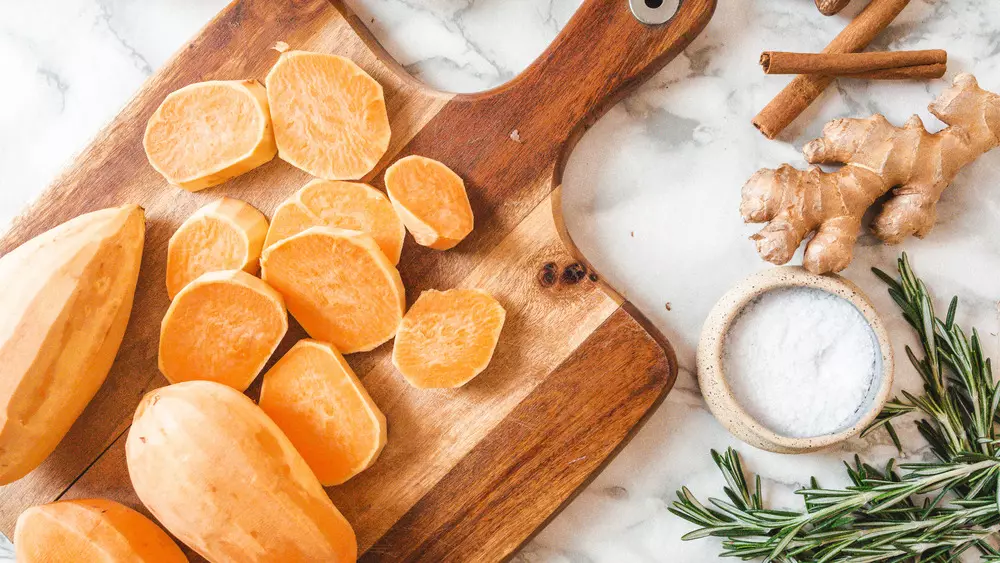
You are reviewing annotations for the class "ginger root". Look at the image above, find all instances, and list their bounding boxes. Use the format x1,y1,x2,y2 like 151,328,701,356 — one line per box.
741,74,1000,274
815,0,852,16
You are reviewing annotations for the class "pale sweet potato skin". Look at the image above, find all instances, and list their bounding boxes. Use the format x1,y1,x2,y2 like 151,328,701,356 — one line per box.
0,206,145,485
15,498,187,562
127,381,357,562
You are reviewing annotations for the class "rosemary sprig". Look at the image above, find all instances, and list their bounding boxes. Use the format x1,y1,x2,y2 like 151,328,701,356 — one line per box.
865,254,999,459
670,254,1000,562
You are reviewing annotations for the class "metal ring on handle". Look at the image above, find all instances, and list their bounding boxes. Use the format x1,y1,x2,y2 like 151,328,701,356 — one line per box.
629,0,681,25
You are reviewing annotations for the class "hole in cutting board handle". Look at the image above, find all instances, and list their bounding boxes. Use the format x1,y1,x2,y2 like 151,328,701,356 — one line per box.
629,0,679,25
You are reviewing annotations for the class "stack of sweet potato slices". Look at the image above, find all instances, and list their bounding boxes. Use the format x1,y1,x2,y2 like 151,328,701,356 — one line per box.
8,39,519,563
145,46,506,492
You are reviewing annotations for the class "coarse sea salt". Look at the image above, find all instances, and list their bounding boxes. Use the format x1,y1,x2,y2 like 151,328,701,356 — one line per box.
722,286,880,438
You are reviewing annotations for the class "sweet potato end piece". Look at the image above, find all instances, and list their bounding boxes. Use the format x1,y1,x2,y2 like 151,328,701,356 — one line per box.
393,288,506,389
126,381,358,561
14,499,186,563
159,270,287,391
260,339,387,486
0,205,145,486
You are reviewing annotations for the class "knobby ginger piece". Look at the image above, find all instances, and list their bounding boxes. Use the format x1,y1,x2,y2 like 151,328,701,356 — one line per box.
393,289,505,388
259,339,387,486
265,179,405,264
166,197,268,299
261,227,404,353
127,381,357,562
15,499,186,563
0,206,144,485
159,270,287,391
266,51,391,180
144,80,276,192
385,155,473,250
742,74,1000,274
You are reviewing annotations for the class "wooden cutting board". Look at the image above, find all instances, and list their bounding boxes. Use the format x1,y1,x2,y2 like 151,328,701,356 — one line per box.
0,0,714,559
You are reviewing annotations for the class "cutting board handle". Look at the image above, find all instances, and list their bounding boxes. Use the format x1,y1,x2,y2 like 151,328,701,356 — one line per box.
468,0,716,163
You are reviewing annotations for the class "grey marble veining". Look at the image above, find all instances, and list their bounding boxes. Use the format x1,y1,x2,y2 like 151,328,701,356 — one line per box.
4,0,1000,561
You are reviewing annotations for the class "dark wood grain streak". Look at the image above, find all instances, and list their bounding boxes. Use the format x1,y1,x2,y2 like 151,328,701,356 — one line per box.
0,0,715,558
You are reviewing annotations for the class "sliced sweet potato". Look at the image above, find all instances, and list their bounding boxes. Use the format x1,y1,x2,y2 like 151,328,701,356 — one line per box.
266,51,391,180
393,289,505,389
166,197,268,299
144,80,276,192
265,179,405,264
384,155,473,250
261,227,404,353
259,339,387,485
127,381,357,562
159,270,287,391
15,498,187,563
0,205,144,485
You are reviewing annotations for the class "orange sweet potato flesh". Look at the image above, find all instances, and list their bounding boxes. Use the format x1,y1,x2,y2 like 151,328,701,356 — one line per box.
15,498,187,563
166,197,268,299
0,206,144,485
384,155,474,250
127,381,356,562
144,80,277,192
265,179,405,264
159,269,287,391
266,51,391,180
260,339,387,486
393,288,506,388
261,227,405,353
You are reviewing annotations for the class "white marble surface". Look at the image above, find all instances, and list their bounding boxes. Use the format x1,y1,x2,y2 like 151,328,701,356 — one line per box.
5,0,1000,560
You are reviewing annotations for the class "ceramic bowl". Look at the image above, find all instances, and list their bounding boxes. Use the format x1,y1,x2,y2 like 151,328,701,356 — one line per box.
696,266,894,454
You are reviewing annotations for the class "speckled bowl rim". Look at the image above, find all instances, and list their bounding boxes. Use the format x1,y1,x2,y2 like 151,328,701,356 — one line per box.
696,266,894,454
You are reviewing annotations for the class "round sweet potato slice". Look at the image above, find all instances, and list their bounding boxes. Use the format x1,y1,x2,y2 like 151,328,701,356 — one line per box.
265,179,405,264
266,51,391,180
166,197,268,299
144,80,277,192
15,498,186,563
159,270,287,391
393,288,505,388
261,227,404,354
259,339,387,486
384,155,473,250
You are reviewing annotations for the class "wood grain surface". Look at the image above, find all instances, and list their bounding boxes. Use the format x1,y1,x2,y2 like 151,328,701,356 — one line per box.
0,0,715,559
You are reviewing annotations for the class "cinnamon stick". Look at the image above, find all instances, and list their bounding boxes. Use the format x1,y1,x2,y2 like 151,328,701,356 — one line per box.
752,0,911,140
760,50,946,75
841,63,945,80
